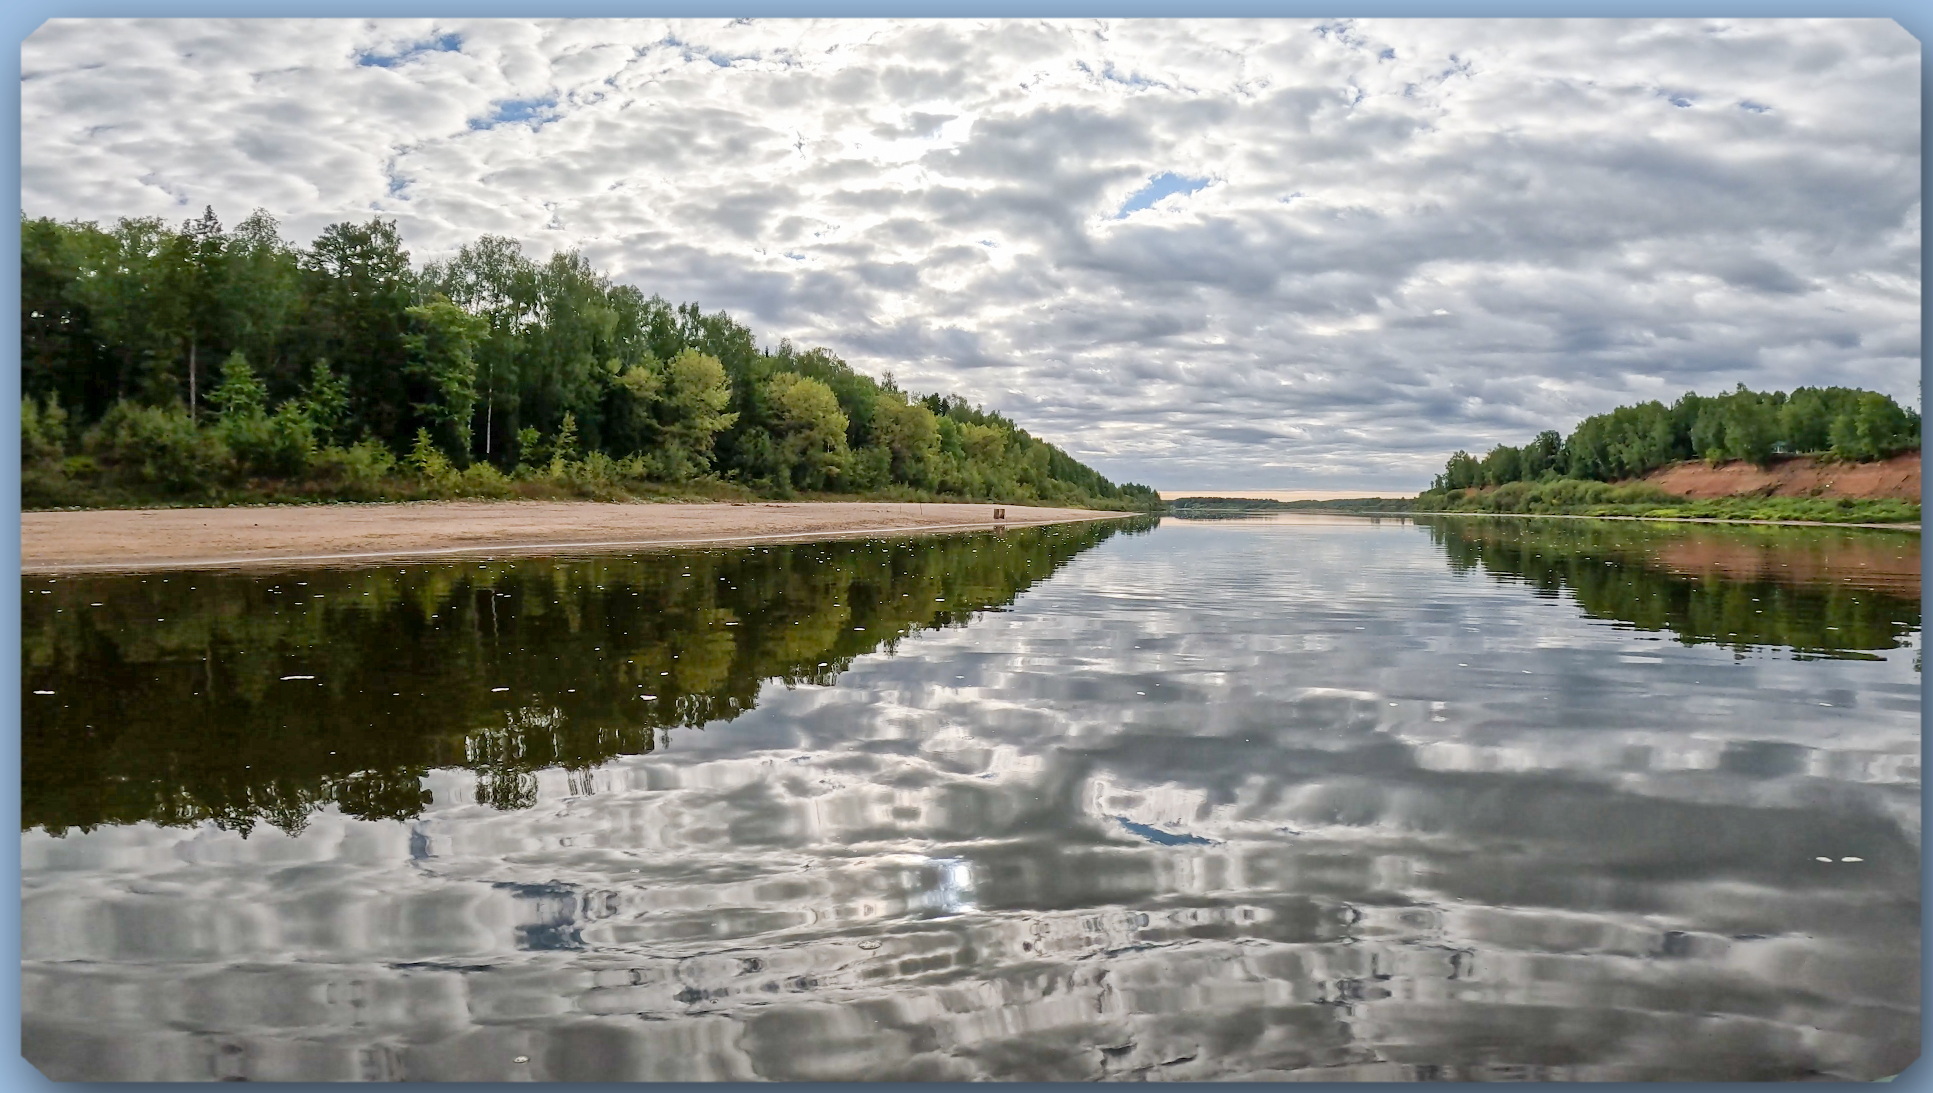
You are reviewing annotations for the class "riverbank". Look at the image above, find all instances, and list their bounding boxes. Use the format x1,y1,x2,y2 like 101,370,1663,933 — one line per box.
1642,451,1919,500
1409,478,1918,526
21,500,1129,574
1407,510,1920,532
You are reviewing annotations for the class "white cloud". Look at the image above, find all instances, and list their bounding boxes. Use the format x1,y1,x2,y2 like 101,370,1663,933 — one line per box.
22,18,1921,490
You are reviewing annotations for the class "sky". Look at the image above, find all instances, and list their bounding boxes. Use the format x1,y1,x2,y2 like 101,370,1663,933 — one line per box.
19,18,1922,492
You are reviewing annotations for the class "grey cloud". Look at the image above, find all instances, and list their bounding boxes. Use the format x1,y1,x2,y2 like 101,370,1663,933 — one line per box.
21,17,1920,493
936,105,1150,182
870,112,954,140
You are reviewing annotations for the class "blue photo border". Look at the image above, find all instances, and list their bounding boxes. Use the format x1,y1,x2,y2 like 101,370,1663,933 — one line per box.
4,3,1926,1089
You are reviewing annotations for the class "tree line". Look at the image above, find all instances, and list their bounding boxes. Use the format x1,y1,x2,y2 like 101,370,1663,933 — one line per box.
1429,384,1921,494
22,209,1159,509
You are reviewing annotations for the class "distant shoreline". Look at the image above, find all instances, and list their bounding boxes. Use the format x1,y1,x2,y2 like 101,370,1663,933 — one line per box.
21,500,1133,574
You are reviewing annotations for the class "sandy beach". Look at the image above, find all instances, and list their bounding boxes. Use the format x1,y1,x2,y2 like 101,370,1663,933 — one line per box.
21,500,1131,574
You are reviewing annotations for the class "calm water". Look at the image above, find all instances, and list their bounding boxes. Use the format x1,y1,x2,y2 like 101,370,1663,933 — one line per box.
20,515,1921,1081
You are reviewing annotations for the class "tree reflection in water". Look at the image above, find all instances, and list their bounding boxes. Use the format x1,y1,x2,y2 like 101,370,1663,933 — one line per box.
23,518,1149,835
1425,516,1920,658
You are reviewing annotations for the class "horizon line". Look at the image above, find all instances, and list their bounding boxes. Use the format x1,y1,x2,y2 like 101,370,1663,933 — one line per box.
1157,489,1421,502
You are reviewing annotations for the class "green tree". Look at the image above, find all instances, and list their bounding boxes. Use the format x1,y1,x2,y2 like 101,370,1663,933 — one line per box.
207,351,267,419
302,360,351,445
1436,450,1481,491
517,250,619,454
407,427,456,485
872,395,941,488
403,297,488,458
548,412,581,469
175,205,227,420
207,352,312,477
657,349,737,480
1479,445,1524,487
64,217,189,408
764,372,850,490
303,219,416,445
601,358,664,458
22,217,104,417
218,210,302,393
1719,392,1778,465
1523,430,1563,478
422,233,536,463
1830,392,1920,460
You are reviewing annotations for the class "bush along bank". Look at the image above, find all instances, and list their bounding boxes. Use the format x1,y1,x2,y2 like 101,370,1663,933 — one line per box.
1413,477,1919,526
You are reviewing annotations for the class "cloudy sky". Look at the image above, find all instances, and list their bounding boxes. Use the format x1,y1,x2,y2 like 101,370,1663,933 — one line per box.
20,18,1921,491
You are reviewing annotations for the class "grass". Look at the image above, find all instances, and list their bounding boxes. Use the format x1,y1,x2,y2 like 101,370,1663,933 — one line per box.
22,462,1156,514
1414,479,1918,526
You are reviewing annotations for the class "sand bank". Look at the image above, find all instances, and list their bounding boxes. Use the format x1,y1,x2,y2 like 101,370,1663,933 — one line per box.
22,500,1130,574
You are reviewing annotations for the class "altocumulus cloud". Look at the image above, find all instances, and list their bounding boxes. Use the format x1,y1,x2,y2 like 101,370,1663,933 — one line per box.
21,18,1920,491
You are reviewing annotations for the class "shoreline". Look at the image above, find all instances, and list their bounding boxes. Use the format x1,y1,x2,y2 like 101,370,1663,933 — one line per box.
1400,510,1921,532
21,500,1134,574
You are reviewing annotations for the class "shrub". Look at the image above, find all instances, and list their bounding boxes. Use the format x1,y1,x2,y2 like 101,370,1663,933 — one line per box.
512,426,542,474
220,403,317,478
207,351,267,419
84,401,231,492
312,439,397,493
406,428,457,488
21,396,69,465
1418,477,1686,516
843,444,892,492
456,461,514,496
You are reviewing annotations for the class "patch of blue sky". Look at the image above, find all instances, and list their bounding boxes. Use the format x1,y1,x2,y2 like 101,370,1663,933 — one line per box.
660,33,760,68
355,33,461,69
1739,100,1772,113
1077,59,1160,89
470,97,560,131
1114,172,1208,219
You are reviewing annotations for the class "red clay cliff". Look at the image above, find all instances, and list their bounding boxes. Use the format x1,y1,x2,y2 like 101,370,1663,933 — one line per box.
1642,451,1919,501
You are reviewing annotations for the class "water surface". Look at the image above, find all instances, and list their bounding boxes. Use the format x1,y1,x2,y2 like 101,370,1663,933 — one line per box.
21,515,1920,1081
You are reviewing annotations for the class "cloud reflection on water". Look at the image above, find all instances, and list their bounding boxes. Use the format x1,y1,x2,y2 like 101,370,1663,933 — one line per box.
20,515,1919,1080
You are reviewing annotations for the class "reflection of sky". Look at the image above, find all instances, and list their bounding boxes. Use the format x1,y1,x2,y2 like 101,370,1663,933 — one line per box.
21,518,1919,1081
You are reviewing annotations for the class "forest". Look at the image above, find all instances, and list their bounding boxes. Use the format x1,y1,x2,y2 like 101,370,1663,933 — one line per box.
21,209,1160,511
1425,384,1920,494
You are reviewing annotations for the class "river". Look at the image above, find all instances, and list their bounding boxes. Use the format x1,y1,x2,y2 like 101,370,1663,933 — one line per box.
20,514,1920,1080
